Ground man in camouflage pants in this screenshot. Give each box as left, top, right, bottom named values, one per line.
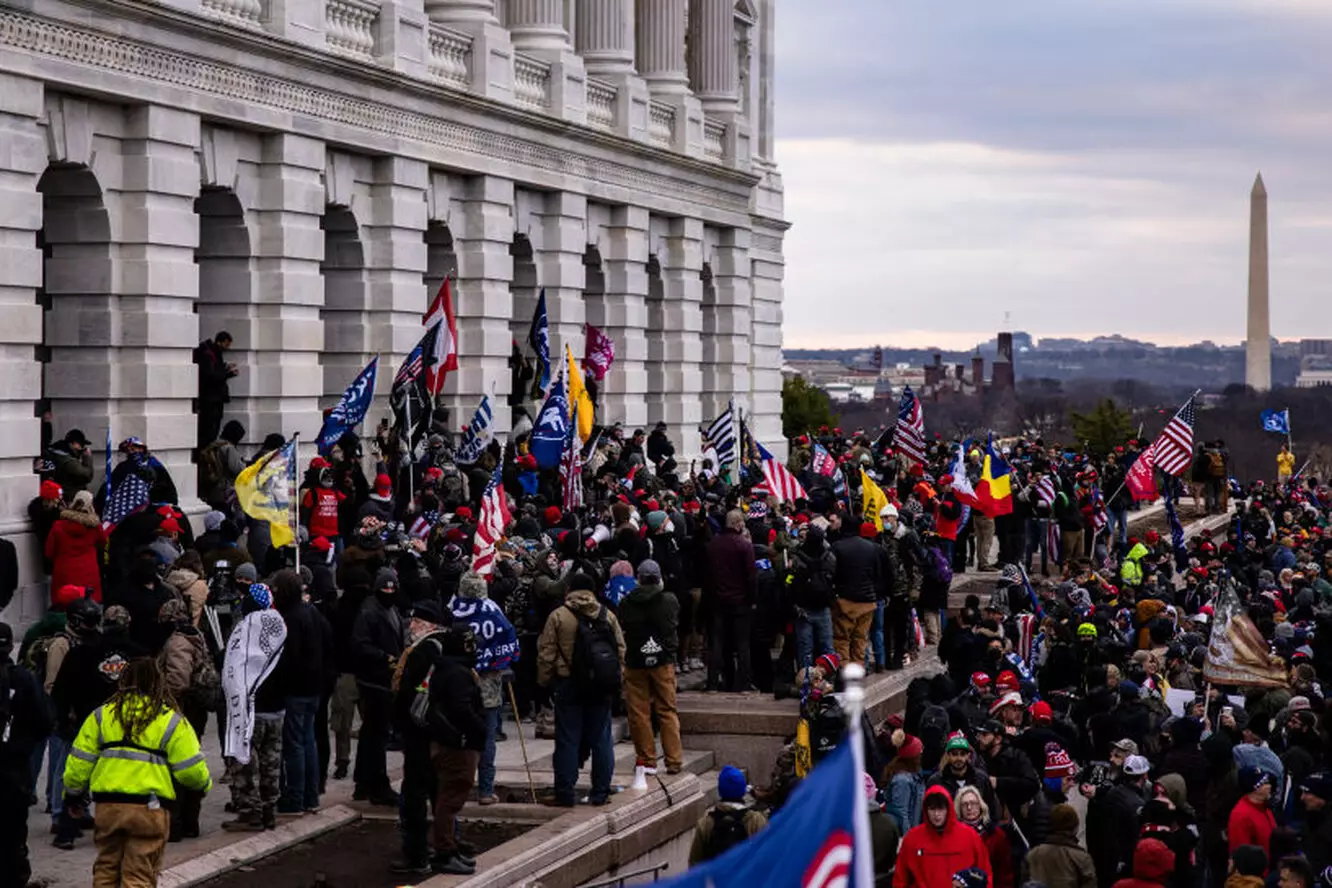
left=222, top=713, right=283, bottom=831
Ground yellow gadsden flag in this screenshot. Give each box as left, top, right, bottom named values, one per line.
left=566, top=344, right=594, bottom=442
left=861, top=468, right=889, bottom=532
left=235, top=439, right=297, bottom=548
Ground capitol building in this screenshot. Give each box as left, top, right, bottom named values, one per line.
left=0, top=0, right=787, bottom=618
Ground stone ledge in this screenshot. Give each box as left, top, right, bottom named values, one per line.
left=156, top=803, right=359, bottom=888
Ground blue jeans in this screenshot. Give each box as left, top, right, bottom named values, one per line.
left=1026, top=519, right=1049, bottom=574
left=280, top=696, right=321, bottom=811
left=794, top=606, right=834, bottom=670
left=552, top=680, right=614, bottom=804
left=477, top=706, right=501, bottom=796
left=37, top=735, right=69, bottom=825
left=1109, top=507, right=1129, bottom=552
left=868, top=601, right=886, bottom=668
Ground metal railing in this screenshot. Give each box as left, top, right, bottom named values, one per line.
left=579, top=862, right=671, bottom=888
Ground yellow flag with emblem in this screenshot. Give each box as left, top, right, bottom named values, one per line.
left=234, top=439, right=297, bottom=548
left=793, top=716, right=812, bottom=778
left=566, top=344, right=594, bottom=442
left=861, top=468, right=888, bottom=532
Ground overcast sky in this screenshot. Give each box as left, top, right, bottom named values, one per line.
left=775, top=1, right=1332, bottom=350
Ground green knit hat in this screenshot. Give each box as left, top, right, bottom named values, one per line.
left=944, top=731, right=971, bottom=752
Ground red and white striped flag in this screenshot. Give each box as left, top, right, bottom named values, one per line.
left=471, top=463, right=511, bottom=576
left=560, top=400, right=584, bottom=510
left=423, top=277, right=459, bottom=396
left=757, top=440, right=806, bottom=503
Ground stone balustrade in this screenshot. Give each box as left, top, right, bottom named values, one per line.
left=325, top=0, right=379, bottom=60
left=512, top=53, right=552, bottom=110
left=199, top=0, right=264, bottom=28
left=703, top=117, right=725, bottom=161
left=428, top=24, right=473, bottom=89
left=586, top=78, right=616, bottom=131
left=648, top=99, right=675, bottom=148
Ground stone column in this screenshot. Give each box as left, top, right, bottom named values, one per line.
left=687, top=0, right=737, bottom=112
left=109, top=105, right=205, bottom=505
left=634, top=0, right=702, bottom=155
left=577, top=0, right=649, bottom=140
left=362, top=157, right=428, bottom=425
left=534, top=192, right=587, bottom=355
left=250, top=134, right=327, bottom=441
left=425, top=0, right=515, bottom=102
left=748, top=227, right=784, bottom=456
left=452, top=175, right=515, bottom=435
left=707, top=226, right=751, bottom=422
left=0, top=73, right=47, bottom=622
left=595, top=206, right=649, bottom=430
left=655, top=217, right=703, bottom=457
left=509, top=0, right=586, bottom=123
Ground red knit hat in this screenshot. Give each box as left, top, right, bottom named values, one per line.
left=454, top=506, right=473, bottom=521
left=159, top=517, right=182, bottom=534
left=894, top=732, right=924, bottom=760
left=544, top=506, right=562, bottom=525
left=1045, top=744, right=1076, bottom=779
left=310, top=536, right=333, bottom=552
left=40, top=480, right=62, bottom=501
left=373, top=473, right=392, bottom=498
left=859, top=522, right=878, bottom=540
left=1029, top=700, right=1053, bottom=725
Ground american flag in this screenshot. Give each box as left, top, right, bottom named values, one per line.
left=1148, top=396, right=1197, bottom=477
left=1087, top=488, right=1108, bottom=534
left=394, top=321, right=440, bottom=388
left=408, top=510, right=439, bottom=540
left=1033, top=473, right=1062, bottom=563
left=103, top=464, right=151, bottom=530
left=893, top=386, right=926, bottom=466
left=560, top=400, right=584, bottom=510
left=1017, top=612, right=1037, bottom=665
left=471, top=463, right=511, bottom=577
left=757, top=440, right=807, bottom=503
left=810, top=443, right=836, bottom=477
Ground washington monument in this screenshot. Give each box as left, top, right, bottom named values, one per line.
left=1246, top=172, right=1271, bottom=392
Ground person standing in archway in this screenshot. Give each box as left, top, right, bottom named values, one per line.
left=194, top=331, right=238, bottom=450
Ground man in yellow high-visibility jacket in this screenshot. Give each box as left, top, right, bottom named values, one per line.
left=63, top=657, right=211, bottom=888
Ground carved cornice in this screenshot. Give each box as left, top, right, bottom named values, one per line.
left=0, top=7, right=762, bottom=217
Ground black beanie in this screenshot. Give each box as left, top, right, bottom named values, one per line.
left=1232, top=844, right=1267, bottom=877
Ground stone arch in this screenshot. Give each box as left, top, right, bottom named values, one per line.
left=194, top=187, right=253, bottom=450
left=37, top=163, right=114, bottom=454
left=644, top=253, right=666, bottom=425
left=509, top=232, right=538, bottom=344
left=320, top=205, right=369, bottom=398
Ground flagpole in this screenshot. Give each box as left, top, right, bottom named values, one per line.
left=291, top=431, right=301, bottom=576
left=840, top=662, right=875, bottom=888
left=404, top=387, right=415, bottom=505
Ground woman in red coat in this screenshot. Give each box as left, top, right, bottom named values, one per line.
left=955, top=785, right=1014, bottom=888
left=45, top=489, right=105, bottom=605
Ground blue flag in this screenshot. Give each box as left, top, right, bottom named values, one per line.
left=661, top=740, right=872, bottom=888
left=1162, top=477, right=1189, bottom=571
left=528, top=288, right=551, bottom=397
left=530, top=372, right=569, bottom=469
left=1261, top=409, right=1290, bottom=435
left=456, top=395, right=495, bottom=465
left=317, top=356, right=379, bottom=455
left=448, top=595, right=520, bottom=671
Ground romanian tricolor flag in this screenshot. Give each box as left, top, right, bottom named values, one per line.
left=976, top=434, right=1013, bottom=518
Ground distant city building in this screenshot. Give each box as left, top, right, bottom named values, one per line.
left=920, top=331, right=1016, bottom=401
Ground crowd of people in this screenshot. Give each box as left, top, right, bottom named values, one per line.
left=2, top=398, right=1332, bottom=888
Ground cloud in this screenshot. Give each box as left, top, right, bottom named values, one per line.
left=774, top=1, right=1332, bottom=347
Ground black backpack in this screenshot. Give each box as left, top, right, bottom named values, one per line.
left=566, top=604, right=622, bottom=698
left=704, top=807, right=751, bottom=860
left=917, top=703, right=951, bottom=771
left=808, top=695, right=846, bottom=764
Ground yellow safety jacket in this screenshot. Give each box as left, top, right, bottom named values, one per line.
left=64, top=695, right=212, bottom=803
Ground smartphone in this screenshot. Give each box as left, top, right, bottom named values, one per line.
left=1222, top=706, right=1233, bottom=719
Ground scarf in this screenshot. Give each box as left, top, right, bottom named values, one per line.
left=221, top=609, right=287, bottom=764
left=448, top=596, right=519, bottom=671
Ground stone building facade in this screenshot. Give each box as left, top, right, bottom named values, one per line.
left=0, top=0, right=788, bottom=621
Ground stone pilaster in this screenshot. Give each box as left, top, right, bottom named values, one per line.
left=534, top=192, right=587, bottom=356
left=687, top=0, right=737, bottom=113
left=0, top=73, right=45, bottom=622
left=250, top=134, right=327, bottom=441
left=654, top=217, right=703, bottom=456
left=594, top=205, right=649, bottom=430
left=577, top=0, right=648, bottom=140
left=453, top=175, right=515, bottom=434
left=266, top=0, right=326, bottom=49
left=509, top=0, right=586, bottom=124
left=703, top=227, right=750, bottom=425
left=375, top=0, right=430, bottom=79
left=361, top=157, right=428, bottom=424
left=748, top=227, right=784, bottom=455
left=425, top=0, right=514, bottom=102
left=634, top=0, right=702, bottom=156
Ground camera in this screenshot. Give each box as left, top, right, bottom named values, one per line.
left=207, top=559, right=240, bottom=608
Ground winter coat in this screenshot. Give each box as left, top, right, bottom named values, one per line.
left=1121, top=543, right=1148, bottom=587
left=43, top=443, right=95, bottom=493
left=704, top=529, right=757, bottom=607
left=1158, top=745, right=1209, bottom=816
left=617, top=580, right=679, bottom=670
left=394, top=628, right=487, bottom=750
left=687, top=802, right=768, bottom=866
left=831, top=535, right=882, bottom=604
left=46, top=509, right=105, bottom=601
left=982, top=740, right=1040, bottom=822
left=1109, top=838, right=1174, bottom=888
left=1023, top=830, right=1097, bottom=888
left=279, top=600, right=336, bottom=698
left=927, top=766, right=1000, bottom=823
left=159, top=629, right=210, bottom=700
left=788, top=545, right=837, bottom=611
left=351, top=594, right=405, bottom=690
left=1302, top=807, right=1332, bottom=874
left=1226, top=795, right=1275, bottom=857
left=885, top=771, right=925, bottom=833
left=536, top=588, right=626, bottom=688
left=892, top=786, right=992, bottom=887
left=165, top=568, right=209, bottom=627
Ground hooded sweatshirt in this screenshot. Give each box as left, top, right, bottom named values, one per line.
left=892, top=785, right=992, bottom=887
left=536, top=588, right=626, bottom=688
left=1110, top=837, right=1174, bottom=888
left=1120, top=543, right=1148, bottom=588
left=617, top=579, right=679, bottom=670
